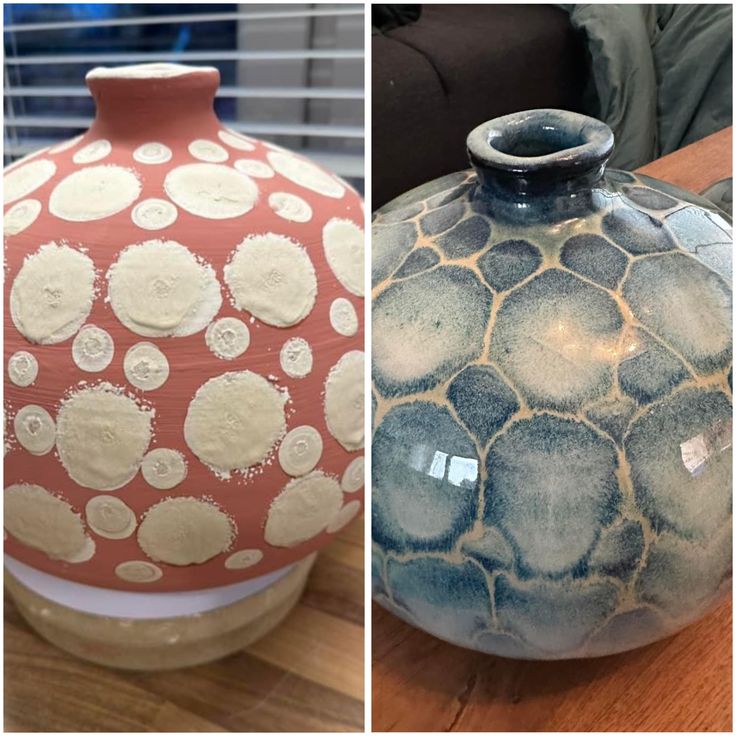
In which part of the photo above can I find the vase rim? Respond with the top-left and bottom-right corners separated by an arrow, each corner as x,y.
86,62 -> 218,81
466,109 -> 614,178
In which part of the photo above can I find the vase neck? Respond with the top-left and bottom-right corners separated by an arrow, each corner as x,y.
466,110 -> 614,220
85,63 -> 221,141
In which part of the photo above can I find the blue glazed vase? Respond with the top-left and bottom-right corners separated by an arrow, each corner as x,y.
371,109 -> 733,659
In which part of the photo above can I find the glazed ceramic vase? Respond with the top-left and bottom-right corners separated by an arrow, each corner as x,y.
4,63 -> 364,669
371,109 -> 732,659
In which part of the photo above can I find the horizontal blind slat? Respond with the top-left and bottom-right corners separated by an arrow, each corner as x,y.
5,116 -> 365,139
5,49 -> 363,65
4,7 -> 363,33
4,85 -> 364,100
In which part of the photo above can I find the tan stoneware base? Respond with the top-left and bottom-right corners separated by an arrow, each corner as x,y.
5,554 -> 315,671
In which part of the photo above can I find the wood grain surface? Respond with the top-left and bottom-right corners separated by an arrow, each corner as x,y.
372,127 -> 733,733
4,516 -> 364,733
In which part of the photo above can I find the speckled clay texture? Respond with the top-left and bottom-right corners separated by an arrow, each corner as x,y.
4,64 -> 364,592
371,110 -> 732,659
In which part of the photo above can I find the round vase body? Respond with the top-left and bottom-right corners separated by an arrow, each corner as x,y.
371,109 -> 732,659
4,63 -> 364,669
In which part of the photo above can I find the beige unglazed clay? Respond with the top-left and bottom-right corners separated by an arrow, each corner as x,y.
10,243 -> 96,345
85,495 -> 137,540
205,317 -> 250,360
267,150 -> 345,199
56,384 -> 153,491
225,548 -> 264,570
280,337 -> 313,378
72,139 -> 112,164
164,163 -> 258,219
4,159 -> 57,205
322,218 -> 365,297
234,159 -> 274,178
224,233 -> 318,327
131,198 -> 178,230
278,425 -> 323,477
4,483 -> 92,562
114,560 -> 163,583
4,199 -> 42,236
133,142 -> 172,165
107,239 -> 221,338
7,351 -> 38,387
184,371 -> 287,476
141,448 -> 188,490
72,325 -> 114,372
49,165 -> 141,221
341,456 -> 364,493
217,129 -> 256,151
264,471 -> 344,547
123,342 -> 170,391
329,297 -> 359,337
268,192 -> 313,223
326,500 -> 361,534
137,496 -> 235,566
188,139 -> 229,163
324,350 -> 365,451
13,405 -> 56,456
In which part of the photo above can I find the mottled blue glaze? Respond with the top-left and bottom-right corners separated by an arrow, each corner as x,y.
371,109 -> 732,659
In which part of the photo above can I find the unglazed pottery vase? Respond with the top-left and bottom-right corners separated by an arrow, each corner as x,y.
371,109 -> 732,659
4,63 -> 364,670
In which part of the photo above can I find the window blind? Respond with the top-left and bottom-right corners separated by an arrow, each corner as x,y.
3,3 -> 365,187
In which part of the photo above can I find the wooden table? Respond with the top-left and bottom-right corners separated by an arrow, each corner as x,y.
372,127 -> 733,733
5,517 -> 364,732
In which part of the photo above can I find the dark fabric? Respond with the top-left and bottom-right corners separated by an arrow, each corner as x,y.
372,4 -> 589,207
372,4 -> 422,33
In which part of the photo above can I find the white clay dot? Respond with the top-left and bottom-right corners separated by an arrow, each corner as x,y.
133,142 -> 172,165
323,218 -> 365,297
5,483 -> 93,562
107,239 -> 221,338
205,317 -> 250,360
327,500 -> 362,533
115,560 -> 163,583
225,549 -> 263,570
13,405 -> 55,455
280,337 -> 313,379
224,233 -> 317,327
264,471 -> 343,547
137,496 -> 235,566
8,351 -> 38,387
49,165 -> 141,221
131,198 -> 178,230
85,495 -> 137,539
341,456 -> 364,493
164,163 -> 258,219
330,297 -> 359,337
184,370 -> 287,476
218,129 -> 256,151
56,384 -> 153,491
141,448 -> 188,490
234,159 -> 274,178
324,350 -> 364,451
10,243 -> 96,345
4,159 -> 57,205
188,139 -> 229,163
49,135 -> 83,154
72,325 -> 114,372
4,199 -> 42,236
267,150 -> 345,199
124,342 -> 169,391
268,191 -> 313,223
72,139 -> 111,164
278,425 -> 323,477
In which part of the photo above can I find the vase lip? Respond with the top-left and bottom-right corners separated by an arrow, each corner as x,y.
466,109 -> 614,179
86,62 -> 219,81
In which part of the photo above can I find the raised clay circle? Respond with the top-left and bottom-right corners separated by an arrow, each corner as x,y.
188,139 -> 229,163
49,135 -> 83,155
72,139 -> 112,164
13,405 -> 56,455
85,495 -> 137,539
280,337 -> 313,378
141,448 -> 188,490
341,456 -> 364,493
327,500 -> 362,533
55,384 -> 153,491
234,159 -> 274,178
124,342 -> 170,391
278,425 -> 323,477
133,142 -> 172,165
218,129 -> 256,151
4,159 -> 57,205
5,483 -> 91,562
49,165 -> 141,221
10,243 -> 96,345
131,198 -> 178,230
267,150 -> 345,198
329,297 -> 359,336
184,371 -> 287,476
8,351 -> 38,387
115,560 -> 162,583
323,218 -> 365,297
205,317 -> 250,360
4,199 -> 42,236
224,233 -> 318,327
268,192 -> 313,223
72,325 -> 114,372
107,239 -> 221,337
324,350 -> 365,450
264,471 -> 344,547
137,496 -> 235,565
164,163 -> 258,219
225,549 -> 264,570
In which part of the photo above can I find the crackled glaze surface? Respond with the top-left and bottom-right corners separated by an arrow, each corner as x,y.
371,112 -> 732,659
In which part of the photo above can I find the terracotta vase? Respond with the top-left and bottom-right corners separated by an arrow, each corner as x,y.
4,63 -> 365,669
371,109 -> 731,659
